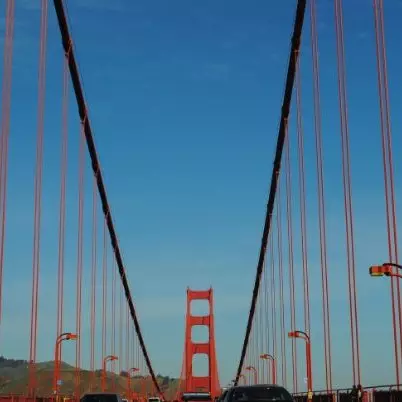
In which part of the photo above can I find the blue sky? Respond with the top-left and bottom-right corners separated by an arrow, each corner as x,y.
1,0 -> 402,393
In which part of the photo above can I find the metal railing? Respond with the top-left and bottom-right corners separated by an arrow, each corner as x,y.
293,384 -> 402,402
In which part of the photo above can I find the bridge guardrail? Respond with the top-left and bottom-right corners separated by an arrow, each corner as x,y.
293,384 -> 402,402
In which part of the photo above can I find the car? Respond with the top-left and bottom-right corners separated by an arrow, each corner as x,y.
221,385 -> 293,402
148,398 -> 161,402
217,389 -> 229,402
80,392 -> 125,402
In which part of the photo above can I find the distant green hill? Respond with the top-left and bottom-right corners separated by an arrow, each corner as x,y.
0,357 -> 179,398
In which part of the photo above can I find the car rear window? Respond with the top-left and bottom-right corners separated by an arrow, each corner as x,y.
231,387 -> 292,401
81,394 -> 118,402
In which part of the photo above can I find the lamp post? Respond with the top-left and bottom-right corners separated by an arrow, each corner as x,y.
369,262 -> 402,393
369,263 -> 402,278
102,355 -> 118,391
288,331 -> 312,399
127,367 -> 140,398
245,366 -> 258,385
259,354 -> 276,384
53,332 -> 77,396
140,375 -> 147,400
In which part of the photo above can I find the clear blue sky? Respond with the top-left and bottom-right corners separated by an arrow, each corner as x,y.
1,0 -> 402,393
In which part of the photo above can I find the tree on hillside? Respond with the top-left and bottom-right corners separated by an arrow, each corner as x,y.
0,357 -> 27,368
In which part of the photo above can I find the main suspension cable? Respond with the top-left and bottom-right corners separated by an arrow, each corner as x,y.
235,0 -> 307,383
52,1 -> 162,395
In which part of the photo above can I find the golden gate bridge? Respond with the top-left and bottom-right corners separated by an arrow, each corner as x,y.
0,0 -> 401,401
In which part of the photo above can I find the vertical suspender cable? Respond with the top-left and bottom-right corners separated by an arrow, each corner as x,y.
265,257 -> 271,383
28,0 -> 47,394
90,177 -> 97,390
102,219 -> 108,365
285,126 -> 297,392
295,49 -> 311,337
75,122 -> 85,396
119,284 -> 123,375
54,38 -> 69,392
263,261 -> 269,383
270,236 -> 277,382
0,0 -> 14,326
277,183 -> 287,388
295,42 -> 313,393
334,0 -> 361,386
309,0 -> 332,391
373,0 -> 401,384
127,302 -> 130,380
112,258 -> 117,389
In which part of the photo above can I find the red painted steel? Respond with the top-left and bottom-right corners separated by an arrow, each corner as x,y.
183,288 -> 220,398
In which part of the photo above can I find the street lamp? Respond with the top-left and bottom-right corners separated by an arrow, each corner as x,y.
141,375 -> 149,400
53,332 -> 77,395
102,355 -> 118,391
127,367 -> 140,397
369,263 -> 402,278
245,366 -> 258,385
259,354 -> 276,384
288,331 -> 312,399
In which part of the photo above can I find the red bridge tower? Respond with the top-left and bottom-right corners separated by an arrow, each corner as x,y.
182,287 -> 220,398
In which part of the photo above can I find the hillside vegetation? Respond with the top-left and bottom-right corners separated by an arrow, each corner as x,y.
0,357 -> 179,398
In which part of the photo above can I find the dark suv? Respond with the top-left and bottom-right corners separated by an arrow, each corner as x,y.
221,385 -> 293,402
80,393 -> 125,402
